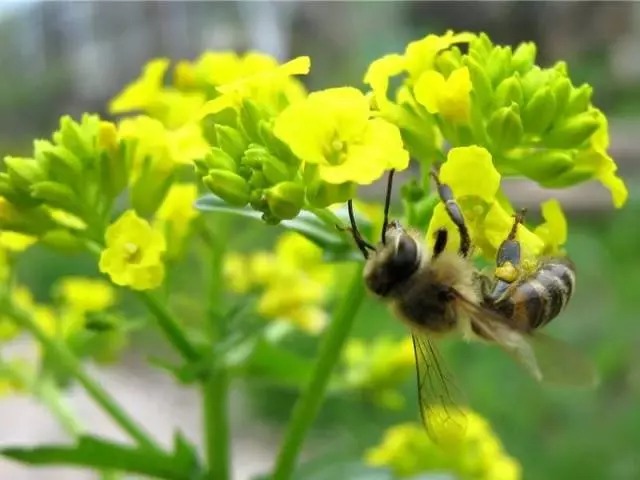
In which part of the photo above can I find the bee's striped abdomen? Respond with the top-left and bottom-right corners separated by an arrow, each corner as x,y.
495,258 -> 576,331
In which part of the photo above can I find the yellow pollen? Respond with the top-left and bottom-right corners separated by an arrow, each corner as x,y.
495,261 -> 519,283
331,139 -> 344,152
124,242 -> 142,263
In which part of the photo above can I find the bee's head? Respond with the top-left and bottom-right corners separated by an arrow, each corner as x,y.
362,220 -> 421,297
345,170 -> 422,297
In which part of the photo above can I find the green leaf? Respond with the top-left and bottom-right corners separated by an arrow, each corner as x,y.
195,194 -> 372,262
1,435 -> 205,480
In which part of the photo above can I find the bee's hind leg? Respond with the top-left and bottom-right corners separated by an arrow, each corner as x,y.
429,167 -> 471,258
489,208 -> 527,300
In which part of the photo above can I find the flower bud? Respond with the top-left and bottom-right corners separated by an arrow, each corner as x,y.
307,181 -> 357,208
494,76 -> 523,108
201,148 -> 237,172
39,143 -> 83,179
265,181 -> 305,220
214,125 -> 247,160
0,198 -> 56,236
239,98 -> 266,142
30,181 -> 78,212
564,84 -> 592,117
487,104 -> 523,152
463,56 -> 493,108
520,67 -> 546,102
551,77 -> 571,115
511,41 -> 536,74
242,145 -> 271,169
544,111 -> 600,148
485,46 -> 512,84
4,156 -> 45,190
40,229 -> 85,253
262,157 -> 292,185
0,174 -> 40,208
55,115 -> 93,161
521,86 -> 556,135
507,149 -> 574,182
97,121 -> 119,154
435,48 -> 462,77
100,144 -> 129,200
258,122 -> 301,167
203,169 -> 251,207
131,169 -> 175,218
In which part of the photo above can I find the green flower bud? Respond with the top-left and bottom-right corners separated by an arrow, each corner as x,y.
214,125 -> 247,160
520,66 -> 547,102
249,171 -> 268,189
544,111 -> 600,148
487,103 -> 523,152
0,200 -> 56,236
507,149 -> 575,182
307,181 -> 357,208
239,98 -> 267,142
494,76 -> 523,108
551,77 -> 572,117
203,148 -> 237,172
55,115 -> 93,161
203,169 -> 251,207
464,56 -> 493,109
436,48 -> 462,77
485,46 -> 512,85
511,42 -> 536,74
39,144 -> 83,181
30,181 -> 78,212
4,156 -> 45,190
262,157 -> 292,185
249,190 -> 268,211
100,145 -> 129,201
564,84 -> 592,117
0,174 -> 41,208
258,122 -> 301,167
242,145 -> 271,169
265,181 -> 305,220
539,169 -> 595,189
40,229 -> 85,253
131,164 -> 175,218
521,86 -> 556,135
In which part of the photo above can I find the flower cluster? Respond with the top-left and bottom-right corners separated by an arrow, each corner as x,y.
364,30 -> 627,263
366,413 -> 521,480
338,336 -> 415,410
224,232 -> 335,334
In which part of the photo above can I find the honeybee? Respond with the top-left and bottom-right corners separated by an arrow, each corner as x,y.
345,168 -> 598,444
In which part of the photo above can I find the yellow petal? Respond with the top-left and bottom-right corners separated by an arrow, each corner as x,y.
599,170 -> 628,208
484,202 -> 544,257
425,203 -> 461,253
440,146 -> 500,202
364,54 -> 406,109
363,118 -> 410,171
413,70 -> 446,114
308,87 -> 370,140
538,199 -> 567,246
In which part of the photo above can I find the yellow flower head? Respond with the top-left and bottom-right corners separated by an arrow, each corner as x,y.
414,67 -> 473,124
365,412 -> 521,480
197,55 -> 310,119
274,87 -> 410,185
363,54 -> 406,110
109,58 -> 170,114
341,336 -> 415,409
404,30 -> 476,82
54,276 -> 116,313
426,146 -> 544,261
99,210 -> 166,291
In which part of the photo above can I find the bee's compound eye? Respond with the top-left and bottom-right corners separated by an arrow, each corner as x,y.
391,236 -> 419,273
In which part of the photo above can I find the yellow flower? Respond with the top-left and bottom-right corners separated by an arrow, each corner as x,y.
363,54 -> 406,110
109,58 -> 170,114
197,55 -> 310,119
119,115 -> 209,170
54,276 -> 116,313
426,146 -> 544,261
414,67 -> 473,124
0,232 -> 37,252
404,30 -> 476,82
365,412 -> 521,480
274,87 -> 410,185
533,199 -> 567,255
341,336 -> 415,410
99,210 -> 166,291
154,183 -> 199,259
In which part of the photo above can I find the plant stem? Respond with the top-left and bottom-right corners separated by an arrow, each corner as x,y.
135,291 -> 200,362
272,264 -> 366,480
202,219 -> 230,480
8,301 -> 161,452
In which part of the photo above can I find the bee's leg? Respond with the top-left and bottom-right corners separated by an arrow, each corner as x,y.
429,168 -> 471,258
489,208 -> 527,300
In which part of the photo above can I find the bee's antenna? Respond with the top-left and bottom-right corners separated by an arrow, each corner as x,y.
347,200 -> 374,259
381,169 -> 396,244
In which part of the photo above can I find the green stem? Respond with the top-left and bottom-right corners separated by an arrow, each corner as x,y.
272,264 -> 366,480
135,291 -> 200,362
8,301 -> 161,452
201,219 -> 230,480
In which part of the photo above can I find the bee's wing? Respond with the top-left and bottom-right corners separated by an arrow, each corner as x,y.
411,333 -> 468,446
451,288 -> 599,388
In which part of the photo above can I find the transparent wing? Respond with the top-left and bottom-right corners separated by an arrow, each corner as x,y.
411,333 -> 468,446
452,289 -> 599,388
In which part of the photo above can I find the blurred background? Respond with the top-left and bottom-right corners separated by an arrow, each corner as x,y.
1,1 -> 639,479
